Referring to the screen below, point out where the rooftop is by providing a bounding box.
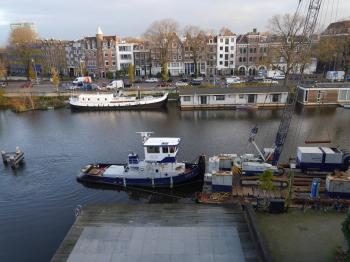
[144,137,180,146]
[300,82,350,89]
[179,86,289,96]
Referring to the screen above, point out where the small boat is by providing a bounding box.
[1,146,25,169]
[343,104,350,109]
[69,91,168,111]
[77,132,206,188]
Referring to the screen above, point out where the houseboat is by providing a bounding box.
[69,92,168,111]
[297,82,350,106]
[178,86,289,110]
[77,132,206,188]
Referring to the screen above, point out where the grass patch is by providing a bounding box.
[256,209,346,262]
[0,95,66,112]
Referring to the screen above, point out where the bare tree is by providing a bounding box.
[8,27,39,80]
[268,14,306,85]
[144,19,179,79]
[183,26,207,76]
[0,58,7,81]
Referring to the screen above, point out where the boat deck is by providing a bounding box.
[51,204,261,262]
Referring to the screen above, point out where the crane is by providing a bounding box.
[249,0,323,166]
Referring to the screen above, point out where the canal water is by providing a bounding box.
[0,102,349,262]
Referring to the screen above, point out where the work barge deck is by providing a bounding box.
[51,204,266,262]
[198,169,350,210]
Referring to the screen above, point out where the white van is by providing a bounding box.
[106,80,124,89]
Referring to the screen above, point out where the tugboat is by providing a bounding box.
[77,132,205,188]
[69,91,168,111]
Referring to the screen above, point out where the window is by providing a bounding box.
[231,38,235,42]
[239,94,244,99]
[230,46,234,50]
[104,53,108,57]
[249,57,252,62]
[162,147,169,153]
[239,57,242,62]
[215,95,225,101]
[219,61,223,65]
[220,39,223,43]
[169,146,176,153]
[220,54,223,58]
[230,54,234,58]
[220,46,223,50]
[272,94,280,103]
[224,61,228,66]
[183,96,191,102]
[112,62,116,66]
[230,61,233,65]
[147,146,160,153]
[339,90,350,100]
[243,57,246,62]
[225,47,229,52]
[105,61,109,66]
[225,39,229,45]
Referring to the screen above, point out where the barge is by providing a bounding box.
[77,132,205,188]
[69,92,168,111]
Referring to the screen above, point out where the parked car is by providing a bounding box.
[193,77,204,82]
[21,82,33,88]
[262,79,278,85]
[190,79,202,86]
[157,81,172,87]
[226,77,241,84]
[145,78,158,83]
[175,81,189,87]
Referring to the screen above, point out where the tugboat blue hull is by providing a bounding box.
[77,164,204,188]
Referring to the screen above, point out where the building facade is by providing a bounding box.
[236,29,268,76]
[216,32,237,75]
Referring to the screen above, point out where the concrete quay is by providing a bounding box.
[51,204,262,262]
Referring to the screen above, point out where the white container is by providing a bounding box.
[297,147,323,164]
[321,147,343,164]
[326,175,350,193]
[212,172,232,186]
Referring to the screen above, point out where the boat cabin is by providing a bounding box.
[142,137,180,163]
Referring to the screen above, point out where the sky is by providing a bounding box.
[0,0,349,46]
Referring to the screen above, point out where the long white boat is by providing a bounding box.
[69,92,168,111]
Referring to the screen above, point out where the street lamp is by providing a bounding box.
[31,58,39,85]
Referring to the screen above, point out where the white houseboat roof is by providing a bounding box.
[178,86,289,96]
[144,137,180,146]
[299,82,350,89]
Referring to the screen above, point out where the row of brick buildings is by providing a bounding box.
[7,22,343,79]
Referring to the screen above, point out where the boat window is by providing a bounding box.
[169,146,177,153]
[162,147,169,153]
[97,98,100,101]
[105,98,107,101]
[88,98,90,101]
[147,146,160,153]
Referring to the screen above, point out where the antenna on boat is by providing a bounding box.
[136,132,154,143]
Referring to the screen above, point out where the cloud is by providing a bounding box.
[1,0,350,46]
